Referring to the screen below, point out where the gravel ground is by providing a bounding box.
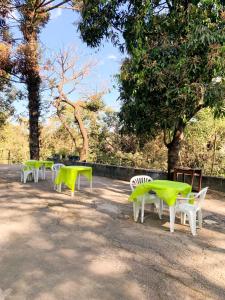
[0,164,225,300]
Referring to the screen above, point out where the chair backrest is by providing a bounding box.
[52,163,65,171]
[130,175,153,191]
[21,164,27,171]
[195,187,208,208]
[21,164,32,171]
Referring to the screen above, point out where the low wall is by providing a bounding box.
[61,161,225,193]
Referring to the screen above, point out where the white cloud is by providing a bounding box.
[51,8,62,20]
[107,54,117,61]
[99,60,105,66]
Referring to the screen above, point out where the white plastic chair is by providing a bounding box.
[130,175,163,223]
[52,163,65,189]
[172,187,208,236]
[20,165,36,183]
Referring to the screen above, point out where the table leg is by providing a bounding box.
[71,190,74,197]
[78,175,80,190]
[169,206,176,233]
[43,166,46,180]
[34,169,39,183]
[57,184,61,193]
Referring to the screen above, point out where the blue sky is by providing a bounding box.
[40,8,124,111]
[11,7,124,118]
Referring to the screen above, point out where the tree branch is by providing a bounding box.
[45,0,71,12]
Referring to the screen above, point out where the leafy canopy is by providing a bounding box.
[80,0,225,139]
[119,1,225,138]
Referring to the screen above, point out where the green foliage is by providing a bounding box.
[79,0,225,173]
[0,109,224,177]
[119,1,225,138]
[182,109,225,176]
[0,121,29,163]
[0,83,18,129]
[88,109,225,176]
[40,117,78,160]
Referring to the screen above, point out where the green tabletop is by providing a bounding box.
[55,166,92,192]
[129,180,192,206]
[25,160,54,169]
[41,161,54,169]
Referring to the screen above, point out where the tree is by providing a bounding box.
[1,0,80,159]
[79,0,225,176]
[0,17,18,130]
[47,47,105,161]
[182,109,225,176]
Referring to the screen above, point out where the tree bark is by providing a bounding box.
[21,20,41,159]
[166,121,185,179]
[54,99,77,149]
[210,132,217,175]
[27,73,41,159]
[54,97,89,161]
[74,107,88,161]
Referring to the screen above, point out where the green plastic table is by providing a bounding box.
[129,180,192,232]
[25,160,54,169]
[25,160,54,181]
[130,180,192,206]
[55,166,93,196]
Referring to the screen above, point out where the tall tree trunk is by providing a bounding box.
[27,73,41,159]
[22,29,41,159]
[166,121,185,179]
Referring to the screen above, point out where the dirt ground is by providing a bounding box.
[0,164,225,300]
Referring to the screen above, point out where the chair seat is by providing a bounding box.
[176,203,199,213]
[145,193,159,203]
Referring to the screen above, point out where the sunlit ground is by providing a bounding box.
[0,164,224,300]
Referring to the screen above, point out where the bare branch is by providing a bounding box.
[44,0,71,12]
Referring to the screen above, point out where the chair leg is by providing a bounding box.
[133,202,140,222]
[181,212,183,224]
[155,200,162,219]
[133,202,136,220]
[43,167,46,180]
[198,210,202,229]
[169,206,176,233]
[23,173,27,183]
[181,212,186,225]
[141,198,145,223]
[183,213,186,225]
[188,212,197,236]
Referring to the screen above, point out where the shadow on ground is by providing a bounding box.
[0,164,225,300]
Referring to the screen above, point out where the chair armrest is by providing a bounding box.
[176,197,190,204]
[177,195,195,205]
